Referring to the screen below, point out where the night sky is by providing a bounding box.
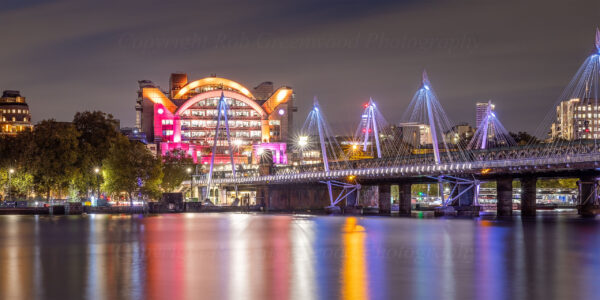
[1,0,599,135]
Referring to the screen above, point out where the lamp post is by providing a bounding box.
[298,136,308,165]
[187,167,193,201]
[8,168,14,202]
[94,167,100,202]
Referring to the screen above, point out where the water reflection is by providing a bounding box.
[341,217,368,300]
[0,214,600,299]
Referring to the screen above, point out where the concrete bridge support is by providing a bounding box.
[398,182,412,216]
[256,183,338,212]
[520,176,537,217]
[346,188,358,207]
[456,182,479,217]
[457,183,475,206]
[578,175,599,217]
[497,177,513,217]
[378,184,392,215]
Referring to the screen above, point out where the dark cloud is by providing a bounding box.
[0,0,599,134]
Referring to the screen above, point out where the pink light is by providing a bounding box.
[278,109,285,115]
[253,143,288,164]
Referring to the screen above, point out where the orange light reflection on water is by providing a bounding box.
[341,217,368,300]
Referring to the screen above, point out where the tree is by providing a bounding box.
[0,131,34,170]
[161,150,194,192]
[72,111,121,198]
[29,120,80,201]
[102,136,163,204]
[510,131,541,146]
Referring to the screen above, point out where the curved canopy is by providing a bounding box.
[261,87,293,114]
[143,87,177,113]
[174,77,255,100]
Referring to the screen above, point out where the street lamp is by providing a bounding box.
[298,136,308,148]
[94,167,101,202]
[297,136,308,165]
[187,167,193,201]
[8,168,14,202]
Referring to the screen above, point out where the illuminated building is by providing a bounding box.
[0,90,33,135]
[136,73,295,165]
[476,101,495,128]
[397,122,432,145]
[445,123,475,144]
[551,98,600,140]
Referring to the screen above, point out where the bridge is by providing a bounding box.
[189,30,600,217]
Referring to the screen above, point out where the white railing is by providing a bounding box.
[193,153,600,185]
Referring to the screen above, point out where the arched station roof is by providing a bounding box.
[175,90,267,119]
[174,77,255,100]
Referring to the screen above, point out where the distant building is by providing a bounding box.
[120,127,148,144]
[476,101,495,128]
[398,122,432,146]
[0,90,33,135]
[136,73,296,165]
[551,98,600,140]
[445,123,475,144]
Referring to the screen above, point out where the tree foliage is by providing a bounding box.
[72,111,121,196]
[510,131,540,145]
[102,135,163,202]
[161,150,194,193]
[28,120,80,201]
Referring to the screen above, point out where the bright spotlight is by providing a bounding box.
[298,136,308,148]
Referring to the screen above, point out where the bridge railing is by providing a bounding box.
[193,152,600,185]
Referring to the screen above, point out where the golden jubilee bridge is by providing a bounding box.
[191,30,600,217]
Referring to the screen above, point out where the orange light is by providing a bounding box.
[174,77,255,99]
[262,87,293,114]
[143,88,177,113]
[481,168,492,175]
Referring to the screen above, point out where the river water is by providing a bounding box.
[0,213,599,300]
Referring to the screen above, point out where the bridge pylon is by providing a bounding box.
[354,98,386,158]
[301,97,360,211]
[205,91,238,202]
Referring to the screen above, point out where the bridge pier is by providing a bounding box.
[520,176,537,217]
[578,175,599,217]
[398,182,412,216]
[497,177,513,217]
[456,181,479,217]
[378,184,392,215]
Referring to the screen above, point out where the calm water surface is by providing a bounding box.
[0,213,599,300]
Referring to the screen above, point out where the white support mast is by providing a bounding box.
[359,98,382,158]
[205,91,237,201]
[313,98,334,206]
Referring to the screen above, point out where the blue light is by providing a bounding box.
[423,85,430,91]
[491,112,496,118]
[314,107,319,112]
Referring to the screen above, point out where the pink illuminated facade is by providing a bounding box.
[136,74,295,165]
